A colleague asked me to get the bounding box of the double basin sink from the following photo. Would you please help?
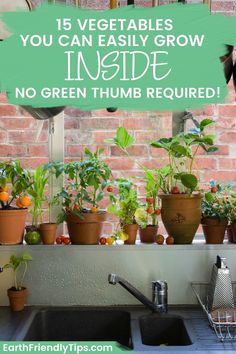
[12,308,193,350]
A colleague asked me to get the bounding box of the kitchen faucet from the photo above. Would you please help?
[108,274,168,313]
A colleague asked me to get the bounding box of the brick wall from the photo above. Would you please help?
[0,0,235,234]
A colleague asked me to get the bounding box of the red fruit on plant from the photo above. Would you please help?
[146,197,154,204]
[147,207,154,214]
[56,236,63,244]
[73,203,80,210]
[107,186,113,193]
[166,236,174,245]
[156,234,165,245]
[63,237,71,245]
[100,237,107,245]
[171,186,180,194]
[155,208,161,216]
[211,186,218,193]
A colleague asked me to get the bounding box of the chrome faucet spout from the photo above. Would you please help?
[108,273,167,313]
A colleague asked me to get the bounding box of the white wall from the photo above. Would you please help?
[0,244,236,306]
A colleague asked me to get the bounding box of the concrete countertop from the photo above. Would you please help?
[1,305,236,353]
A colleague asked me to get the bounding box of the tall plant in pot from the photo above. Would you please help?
[51,148,111,244]
[106,120,217,244]
[108,179,140,244]
[135,169,161,243]
[27,166,57,245]
[0,161,31,245]
[1,252,32,311]
[202,181,232,244]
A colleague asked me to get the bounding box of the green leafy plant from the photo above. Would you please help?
[48,148,112,223]
[108,178,140,225]
[202,181,232,220]
[3,252,32,291]
[0,160,31,209]
[27,166,49,226]
[106,120,217,194]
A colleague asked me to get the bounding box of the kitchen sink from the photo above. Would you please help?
[15,308,133,349]
[139,314,193,346]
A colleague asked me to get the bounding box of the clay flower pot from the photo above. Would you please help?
[227,222,236,243]
[202,218,228,244]
[139,225,158,243]
[66,211,107,245]
[123,224,138,245]
[159,194,202,244]
[39,223,57,245]
[7,287,28,312]
[0,209,28,245]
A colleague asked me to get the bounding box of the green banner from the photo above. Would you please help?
[0,341,129,354]
[0,3,235,110]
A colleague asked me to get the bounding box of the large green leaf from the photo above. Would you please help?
[181,174,198,191]
[199,118,214,131]
[116,127,135,149]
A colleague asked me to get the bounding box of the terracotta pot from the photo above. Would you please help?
[159,194,202,244]
[39,223,57,245]
[7,287,27,312]
[0,209,28,245]
[227,222,236,243]
[202,218,228,244]
[66,211,107,245]
[123,224,138,245]
[139,225,158,243]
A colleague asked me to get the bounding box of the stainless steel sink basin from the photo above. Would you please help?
[139,314,193,346]
[16,309,132,348]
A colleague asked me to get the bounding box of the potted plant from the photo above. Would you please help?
[1,252,32,311]
[135,169,160,243]
[108,178,140,244]
[0,160,31,245]
[51,148,111,244]
[106,121,217,244]
[27,165,58,245]
[201,181,231,244]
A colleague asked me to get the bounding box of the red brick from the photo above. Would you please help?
[0,117,34,130]
[111,145,148,157]
[219,105,236,117]
[8,131,37,143]
[0,145,27,157]
[92,109,128,118]
[27,145,49,157]
[191,105,215,116]
[101,222,114,236]
[93,131,117,143]
[139,158,169,169]
[211,2,234,11]
[204,171,236,183]
[216,117,236,129]
[0,105,17,117]
[135,131,165,143]
[219,159,236,170]
[195,157,217,170]
[151,147,172,158]
[0,94,7,103]
[219,132,236,143]
[80,118,119,130]
[105,157,134,170]
[64,117,80,129]
[20,158,49,169]
[123,118,162,130]
[0,130,7,142]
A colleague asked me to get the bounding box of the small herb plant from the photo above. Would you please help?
[27,166,49,227]
[106,120,217,194]
[202,181,232,220]
[49,148,112,222]
[3,252,32,291]
[0,161,31,209]
[108,178,140,226]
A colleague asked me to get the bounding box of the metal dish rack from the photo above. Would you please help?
[191,282,236,341]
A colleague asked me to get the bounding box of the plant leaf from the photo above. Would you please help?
[181,174,198,191]
[199,118,214,131]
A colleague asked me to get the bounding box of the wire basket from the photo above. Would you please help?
[191,282,236,341]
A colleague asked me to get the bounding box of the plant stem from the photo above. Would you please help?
[14,270,18,290]
[190,144,200,174]
[20,262,27,290]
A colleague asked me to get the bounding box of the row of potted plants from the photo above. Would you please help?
[0,118,236,245]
